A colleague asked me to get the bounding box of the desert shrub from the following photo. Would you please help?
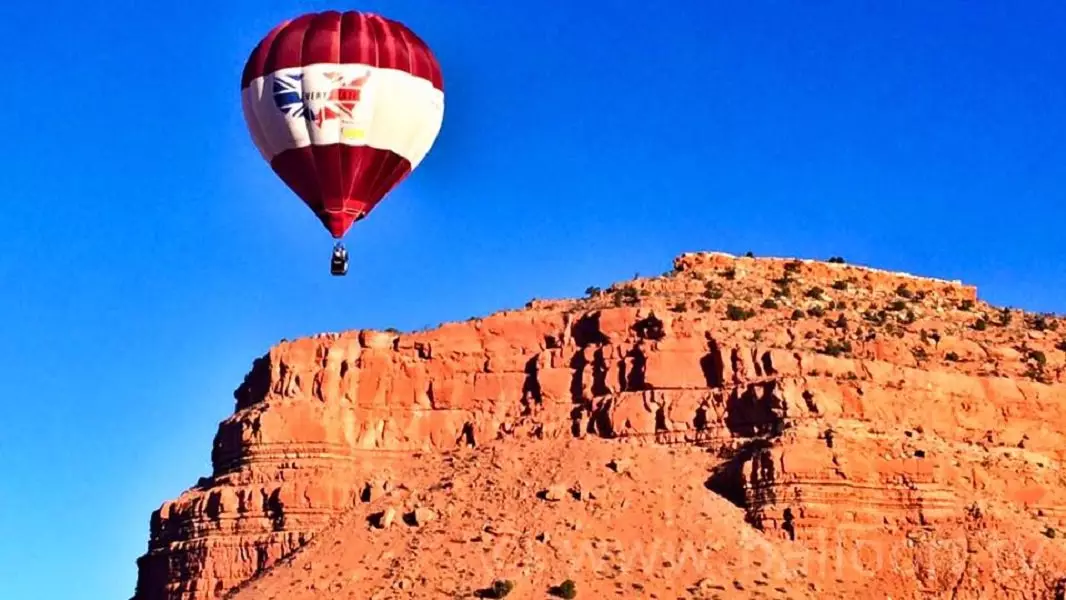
[1030,350,1048,366]
[1026,365,1051,384]
[820,339,852,357]
[807,306,825,318]
[1028,314,1052,331]
[863,309,886,325]
[703,281,725,299]
[895,284,913,299]
[761,298,779,309]
[671,301,687,313]
[489,580,515,598]
[584,286,601,297]
[790,309,805,321]
[552,580,577,599]
[805,287,825,300]
[772,276,793,299]
[828,256,846,264]
[612,285,639,307]
[959,299,974,311]
[726,304,755,321]
[998,308,1013,326]
[973,318,988,331]
[945,352,960,362]
[832,280,848,291]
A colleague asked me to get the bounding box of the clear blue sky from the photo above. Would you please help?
[1,1,1064,598]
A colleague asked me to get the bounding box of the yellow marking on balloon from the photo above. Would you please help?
[342,127,366,140]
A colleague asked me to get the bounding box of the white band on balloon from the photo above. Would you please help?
[242,63,444,166]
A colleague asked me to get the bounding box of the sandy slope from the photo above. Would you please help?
[224,435,1062,599]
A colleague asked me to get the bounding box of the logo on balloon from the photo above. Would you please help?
[272,71,371,131]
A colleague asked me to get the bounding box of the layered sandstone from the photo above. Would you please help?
[131,251,1066,599]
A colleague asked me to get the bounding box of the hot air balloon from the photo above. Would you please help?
[240,11,445,275]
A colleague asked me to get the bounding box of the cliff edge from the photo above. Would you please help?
[131,251,1066,599]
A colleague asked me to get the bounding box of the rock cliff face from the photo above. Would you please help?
[131,252,1066,599]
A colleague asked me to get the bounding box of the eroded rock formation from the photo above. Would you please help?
[131,252,1066,599]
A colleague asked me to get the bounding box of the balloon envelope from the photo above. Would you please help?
[240,11,444,238]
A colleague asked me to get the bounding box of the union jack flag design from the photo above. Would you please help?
[272,73,306,119]
[272,71,371,128]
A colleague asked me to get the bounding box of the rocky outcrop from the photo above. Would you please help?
[131,251,1066,599]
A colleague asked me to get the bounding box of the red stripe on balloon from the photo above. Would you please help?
[240,19,290,90]
[339,12,369,209]
[271,145,412,238]
[240,11,443,91]
[260,14,316,85]
[305,13,345,221]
